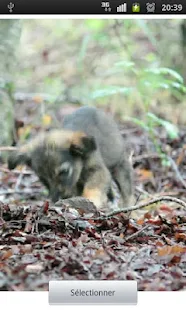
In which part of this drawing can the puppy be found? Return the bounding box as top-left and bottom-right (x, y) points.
(8, 106), (133, 209)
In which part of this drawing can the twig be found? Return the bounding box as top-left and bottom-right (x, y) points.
(0, 146), (18, 151)
(14, 92), (54, 103)
(106, 196), (186, 216)
(168, 156), (186, 189)
(133, 153), (161, 162)
(82, 196), (186, 220)
(133, 153), (186, 189)
(120, 128), (142, 135)
(135, 186), (154, 198)
(0, 189), (42, 195)
(14, 167), (26, 191)
(0, 167), (33, 175)
(124, 224), (151, 242)
(101, 232), (121, 263)
(112, 20), (126, 49)
(135, 187), (181, 198)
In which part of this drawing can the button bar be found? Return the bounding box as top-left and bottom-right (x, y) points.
(49, 280), (137, 305)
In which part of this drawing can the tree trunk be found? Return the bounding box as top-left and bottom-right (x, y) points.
(0, 20), (21, 161)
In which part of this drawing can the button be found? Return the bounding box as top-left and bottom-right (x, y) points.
(49, 280), (137, 305)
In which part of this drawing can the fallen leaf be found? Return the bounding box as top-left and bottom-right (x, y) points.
(137, 169), (154, 181)
(144, 212), (152, 219)
(43, 200), (49, 214)
(176, 147), (186, 166)
(42, 114), (52, 126)
(158, 245), (186, 256)
(1, 249), (13, 260)
(33, 95), (43, 103)
(18, 125), (32, 140)
(25, 264), (44, 273)
(175, 233), (186, 241)
(156, 240), (164, 247)
(159, 205), (173, 213)
(137, 218), (144, 225)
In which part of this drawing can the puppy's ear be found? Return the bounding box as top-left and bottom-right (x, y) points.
(8, 151), (32, 170)
(70, 136), (97, 157)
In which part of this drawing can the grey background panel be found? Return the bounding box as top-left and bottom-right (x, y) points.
(49, 280), (137, 305)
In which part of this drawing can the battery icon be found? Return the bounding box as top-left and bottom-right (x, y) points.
(132, 3), (140, 12)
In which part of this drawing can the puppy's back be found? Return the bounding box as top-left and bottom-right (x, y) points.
(63, 106), (125, 167)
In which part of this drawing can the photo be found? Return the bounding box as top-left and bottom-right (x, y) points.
(0, 19), (186, 291)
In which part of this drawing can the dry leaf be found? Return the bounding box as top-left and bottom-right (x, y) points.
(137, 169), (154, 181)
(158, 245), (186, 256)
(1, 249), (13, 260)
(18, 125), (32, 140)
(159, 205), (173, 213)
(137, 218), (144, 225)
(33, 95), (43, 103)
(25, 264), (44, 273)
(175, 233), (186, 241)
(42, 114), (52, 126)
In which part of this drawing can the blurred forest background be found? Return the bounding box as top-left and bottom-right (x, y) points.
(1, 19), (186, 150)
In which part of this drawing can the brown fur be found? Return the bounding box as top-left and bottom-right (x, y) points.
(20, 130), (86, 153)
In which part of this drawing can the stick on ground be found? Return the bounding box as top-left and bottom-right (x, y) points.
(82, 196), (186, 220)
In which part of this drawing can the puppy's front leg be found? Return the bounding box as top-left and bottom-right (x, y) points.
(82, 187), (103, 209)
(82, 164), (111, 209)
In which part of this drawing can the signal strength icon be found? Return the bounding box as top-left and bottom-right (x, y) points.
(117, 3), (127, 12)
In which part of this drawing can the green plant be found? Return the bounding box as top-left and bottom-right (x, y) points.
(90, 62), (186, 165)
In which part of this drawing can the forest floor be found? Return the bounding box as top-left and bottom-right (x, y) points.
(0, 100), (186, 291)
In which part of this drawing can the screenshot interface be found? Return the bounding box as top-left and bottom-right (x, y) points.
(0, 1), (186, 309)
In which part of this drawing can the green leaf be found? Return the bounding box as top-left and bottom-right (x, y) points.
(136, 20), (158, 49)
(145, 68), (184, 84)
(148, 113), (179, 139)
(114, 61), (135, 68)
(161, 120), (179, 139)
(169, 81), (186, 93)
(125, 117), (149, 131)
(145, 53), (157, 62)
(78, 35), (90, 65)
(91, 86), (133, 99)
(85, 20), (106, 31)
(161, 157), (171, 167)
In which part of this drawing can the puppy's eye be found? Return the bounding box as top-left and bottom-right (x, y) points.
(58, 162), (73, 176)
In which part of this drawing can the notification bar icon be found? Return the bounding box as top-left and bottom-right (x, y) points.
(7, 2), (14, 12)
(117, 3), (127, 13)
(132, 3), (140, 12)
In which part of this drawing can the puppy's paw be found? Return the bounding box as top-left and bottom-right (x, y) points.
(82, 188), (106, 210)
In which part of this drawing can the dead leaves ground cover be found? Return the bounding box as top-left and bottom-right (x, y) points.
(1, 103), (186, 290)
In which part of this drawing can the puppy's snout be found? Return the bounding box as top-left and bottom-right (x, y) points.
(50, 189), (61, 202)
(50, 188), (73, 202)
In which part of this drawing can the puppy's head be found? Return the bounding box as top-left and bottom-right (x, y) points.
(8, 130), (97, 202)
